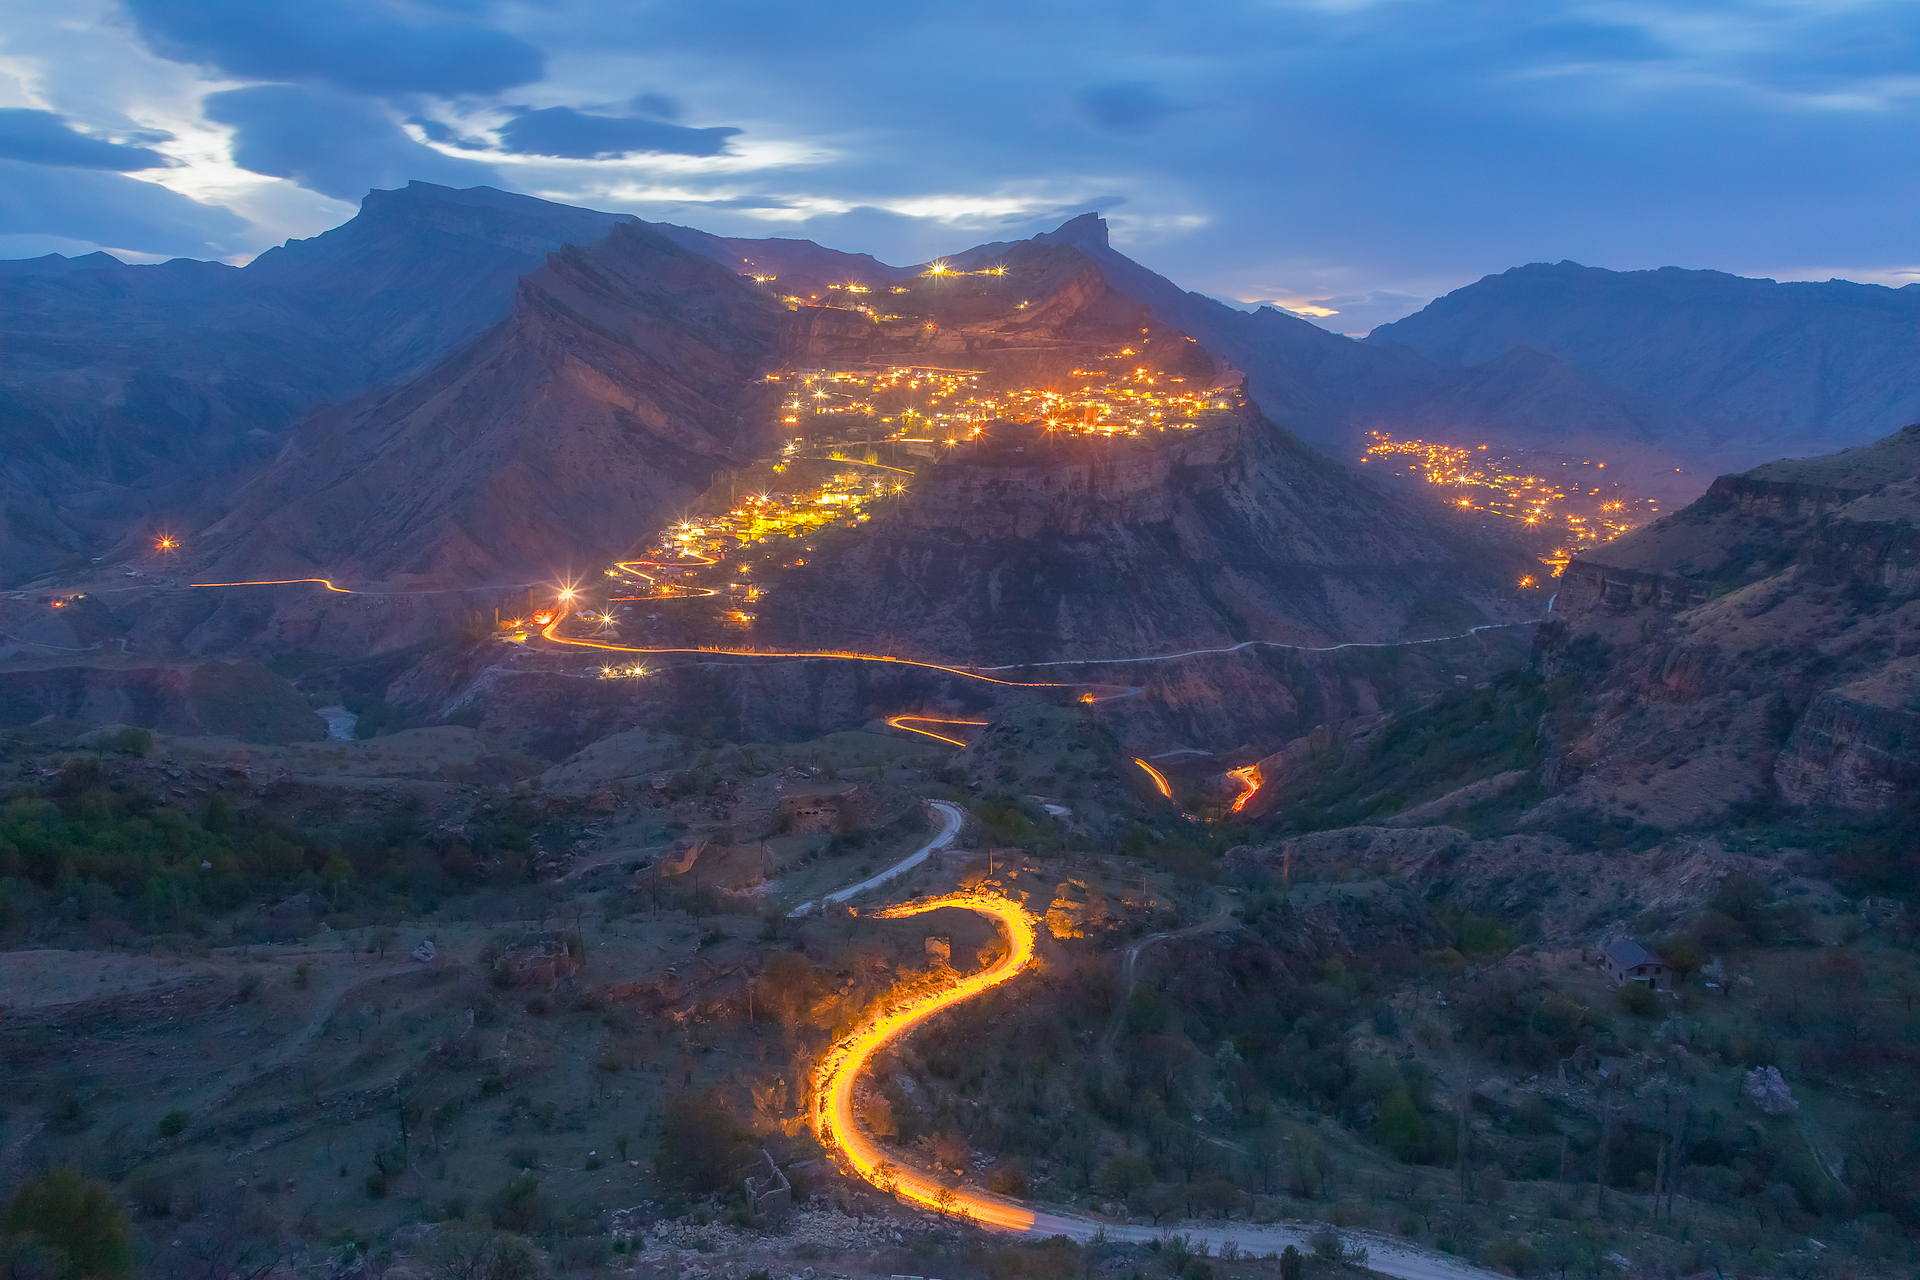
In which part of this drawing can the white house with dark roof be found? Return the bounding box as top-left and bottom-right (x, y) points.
(1601, 937), (1668, 990)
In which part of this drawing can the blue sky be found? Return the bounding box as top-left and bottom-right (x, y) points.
(1, 0), (1915, 333)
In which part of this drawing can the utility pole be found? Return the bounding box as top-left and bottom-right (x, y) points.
(1596, 1091), (1615, 1217)
(1456, 1086), (1471, 1199)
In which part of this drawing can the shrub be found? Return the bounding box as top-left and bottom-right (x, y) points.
(156, 1110), (186, 1138)
(3, 1168), (134, 1280)
(1617, 982), (1658, 1017)
(654, 1091), (755, 1197)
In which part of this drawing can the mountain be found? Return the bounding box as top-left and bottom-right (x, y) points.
(170, 221), (784, 653)
(0, 182), (636, 585)
(1370, 261), (1920, 464)
(1536, 424), (1920, 829)
(999, 217), (1714, 503)
(0, 250), (126, 277)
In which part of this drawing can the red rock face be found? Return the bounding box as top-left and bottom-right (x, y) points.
(1542, 423), (1920, 824)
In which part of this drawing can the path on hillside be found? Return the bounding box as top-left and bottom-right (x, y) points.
(788, 799), (966, 916)
(1099, 895), (1237, 1057)
(1023, 1212), (1499, 1280)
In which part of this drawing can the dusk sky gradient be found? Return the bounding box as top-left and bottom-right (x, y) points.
(1, 0), (1915, 333)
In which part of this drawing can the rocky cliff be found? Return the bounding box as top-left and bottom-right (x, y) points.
(1538, 424), (1920, 822)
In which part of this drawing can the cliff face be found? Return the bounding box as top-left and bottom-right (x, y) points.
(752, 238), (1539, 671)
(1537, 424), (1920, 822)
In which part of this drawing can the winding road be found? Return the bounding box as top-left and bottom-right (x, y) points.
(812, 892), (1501, 1280)
(789, 799), (966, 917)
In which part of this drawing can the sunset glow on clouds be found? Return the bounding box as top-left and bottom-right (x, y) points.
(2, 0), (1916, 333)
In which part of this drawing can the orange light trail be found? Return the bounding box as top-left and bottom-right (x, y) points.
(1133, 757), (1173, 799)
(616, 554), (718, 570)
(1227, 764), (1263, 814)
(886, 714), (988, 747)
(609, 585), (718, 600)
(538, 616), (1085, 692)
(809, 892), (1037, 1230)
(190, 577), (354, 593)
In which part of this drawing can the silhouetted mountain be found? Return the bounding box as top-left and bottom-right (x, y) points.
(651, 223), (915, 296)
(1007, 216), (1713, 495)
(1370, 261), (1920, 462)
(0, 182), (635, 584)
(0, 250), (126, 277)
(179, 221), (783, 651)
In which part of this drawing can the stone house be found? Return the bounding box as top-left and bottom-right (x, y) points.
(1601, 937), (1669, 990)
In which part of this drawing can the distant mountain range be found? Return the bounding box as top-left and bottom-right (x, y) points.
(1370, 260), (1920, 465)
(5, 182), (1918, 594)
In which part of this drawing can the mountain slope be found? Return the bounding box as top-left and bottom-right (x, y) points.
(0, 182), (636, 584)
(185, 222), (785, 638)
(1534, 424), (1920, 827)
(1370, 261), (1920, 461)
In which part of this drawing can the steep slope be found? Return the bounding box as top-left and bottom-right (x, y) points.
(1370, 261), (1920, 462)
(733, 227), (1541, 750)
(999, 217), (1718, 504)
(174, 221), (785, 651)
(651, 223), (916, 297)
(1535, 424), (1920, 827)
(0, 183), (635, 584)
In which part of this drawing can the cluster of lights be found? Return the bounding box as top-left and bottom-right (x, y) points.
(1362, 433), (1660, 575)
(773, 355), (1240, 445)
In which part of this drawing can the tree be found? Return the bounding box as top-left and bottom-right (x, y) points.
(1097, 1153), (1152, 1200)
(1279, 1246), (1302, 1280)
(2, 1169), (133, 1280)
(654, 1091), (755, 1197)
(1377, 1090), (1428, 1163)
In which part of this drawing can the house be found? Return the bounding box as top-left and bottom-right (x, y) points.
(1601, 937), (1669, 990)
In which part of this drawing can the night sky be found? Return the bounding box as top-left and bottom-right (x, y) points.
(2, 0), (1915, 333)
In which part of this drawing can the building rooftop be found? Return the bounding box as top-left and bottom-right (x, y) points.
(1604, 937), (1662, 969)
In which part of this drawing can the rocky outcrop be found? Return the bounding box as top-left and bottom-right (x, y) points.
(1776, 690), (1920, 808)
(1536, 423), (1920, 820)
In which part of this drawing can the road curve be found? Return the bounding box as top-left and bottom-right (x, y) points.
(789, 800), (966, 917)
(804, 889), (1498, 1280)
(1023, 1213), (1500, 1280)
(808, 891), (1040, 1230)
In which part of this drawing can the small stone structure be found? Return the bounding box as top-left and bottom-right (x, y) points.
(1601, 937), (1668, 990)
(742, 1147), (791, 1216)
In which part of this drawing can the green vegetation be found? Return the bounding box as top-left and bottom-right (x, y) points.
(2, 1169), (132, 1280)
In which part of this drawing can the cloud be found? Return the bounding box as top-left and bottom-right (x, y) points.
(0, 159), (247, 257)
(205, 85), (499, 201)
(124, 0), (545, 95)
(0, 108), (171, 170)
(494, 107), (741, 159)
(1076, 82), (1179, 134)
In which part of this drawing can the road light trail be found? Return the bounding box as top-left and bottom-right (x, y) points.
(191, 576), (356, 593)
(537, 617), (1087, 692)
(809, 891), (1038, 1230)
(1227, 764), (1262, 814)
(1133, 757), (1173, 798)
(189, 577), (536, 597)
(886, 714), (988, 747)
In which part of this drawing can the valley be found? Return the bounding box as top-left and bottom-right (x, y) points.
(0, 188), (1915, 1280)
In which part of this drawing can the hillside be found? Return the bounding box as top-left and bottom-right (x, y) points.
(0, 183), (636, 584)
(168, 221), (785, 654)
(1370, 261), (1920, 465)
